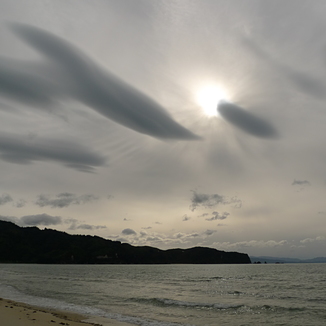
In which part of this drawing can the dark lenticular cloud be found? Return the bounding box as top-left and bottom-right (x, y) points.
(0, 132), (106, 172)
(0, 57), (59, 107)
(10, 23), (201, 141)
(218, 101), (278, 138)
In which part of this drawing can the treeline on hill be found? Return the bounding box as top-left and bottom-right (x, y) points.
(0, 220), (251, 264)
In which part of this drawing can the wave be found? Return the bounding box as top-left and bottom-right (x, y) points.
(130, 297), (243, 310)
(0, 283), (106, 316)
(0, 284), (192, 326)
(130, 297), (309, 316)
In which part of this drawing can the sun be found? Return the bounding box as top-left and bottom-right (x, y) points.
(196, 85), (229, 117)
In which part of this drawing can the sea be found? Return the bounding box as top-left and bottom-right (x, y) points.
(0, 263), (325, 326)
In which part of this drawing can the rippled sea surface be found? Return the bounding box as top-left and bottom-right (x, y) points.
(0, 263), (325, 325)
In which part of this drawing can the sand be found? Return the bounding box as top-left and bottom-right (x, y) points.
(0, 297), (133, 326)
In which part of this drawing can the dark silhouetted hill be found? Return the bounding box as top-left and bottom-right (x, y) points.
(0, 220), (251, 264)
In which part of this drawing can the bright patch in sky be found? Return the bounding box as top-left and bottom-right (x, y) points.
(196, 86), (229, 117)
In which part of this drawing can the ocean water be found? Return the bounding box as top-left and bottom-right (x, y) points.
(0, 263), (325, 326)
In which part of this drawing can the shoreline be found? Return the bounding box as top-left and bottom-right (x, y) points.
(0, 297), (133, 326)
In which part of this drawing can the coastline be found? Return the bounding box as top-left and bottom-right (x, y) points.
(0, 297), (133, 326)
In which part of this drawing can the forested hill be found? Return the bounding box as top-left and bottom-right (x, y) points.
(0, 220), (251, 264)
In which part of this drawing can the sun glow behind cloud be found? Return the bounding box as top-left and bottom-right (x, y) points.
(196, 85), (229, 117)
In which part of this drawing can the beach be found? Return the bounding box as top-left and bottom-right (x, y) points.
(0, 298), (132, 326)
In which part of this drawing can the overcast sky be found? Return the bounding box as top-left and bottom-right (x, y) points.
(0, 0), (325, 259)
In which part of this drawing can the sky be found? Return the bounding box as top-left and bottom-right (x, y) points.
(0, 0), (325, 259)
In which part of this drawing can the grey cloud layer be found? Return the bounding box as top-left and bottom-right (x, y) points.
(8, 23), (200, 141)
(0, 213), (61, 226)
(35, 193), (98, 208)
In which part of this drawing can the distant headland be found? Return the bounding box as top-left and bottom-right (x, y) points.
(0, 220), (251, 264)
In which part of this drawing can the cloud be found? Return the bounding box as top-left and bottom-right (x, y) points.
(63, 218), (107, 230)
(300, 236), (325, 244)
(35, 193), (98, 208)
(0, 57), (60, 107)
(198, 213), (209, 217)
(0, 193), (13, 205)
(0, 132), (106, 172)
(9, 23), (201, 141)
(140, 231), (147, 237)
(217, 101), (278, 138)
(76, 224), (107, 230)
(122, 228), (137, 235)
(0, 215), (19, 224)
(13, 199), (27, 208)
(173, 232), (186, 239)
(205, 211), (230, 221)
(0, 213), (62, 226)
(182, 214), (191, 221)
(20, 213), (62, 226)
(212, 239), (289, 251)
(190, 191), (242, 211)
(292, 179), (311, 186)
(120, 230), (204, 248)
(190, 191), (224, 211)
(203, 229), (217, 236)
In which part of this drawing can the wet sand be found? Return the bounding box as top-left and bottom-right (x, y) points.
(0, 297), (133, 326)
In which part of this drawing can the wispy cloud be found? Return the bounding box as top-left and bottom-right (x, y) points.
(64, 218), (106, 230)
(292, 179), (311, 186)
(35, 193), (98, 208)
(243, 36), (326, 101)
(300, 236), (325, 244)
(76, 224), (107, 230)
